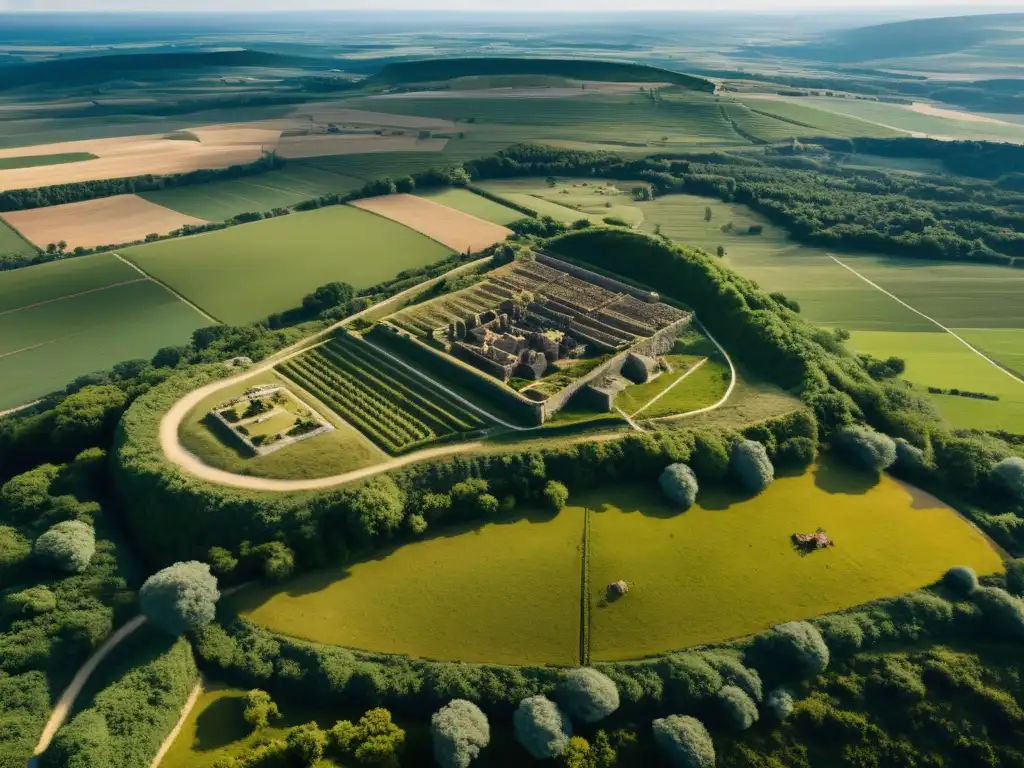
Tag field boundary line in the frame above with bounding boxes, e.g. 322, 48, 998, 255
579, 506, 592, 667
0, 399, 41, 419
615, 406, 645, 432
631, 357, 709, 418
827, 253, 1024, 387
150, 676, 204, 768
112, 252, 221, 325
649, 319, 737, 423
0, 278, 148, 316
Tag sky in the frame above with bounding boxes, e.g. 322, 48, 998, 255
2, 0, 1023, 10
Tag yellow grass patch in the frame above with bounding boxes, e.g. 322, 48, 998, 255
1, 194, 210, 250
351, 193, 512, 253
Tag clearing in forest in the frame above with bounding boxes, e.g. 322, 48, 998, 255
1, 194, 210, 251
350, 193, 512, 253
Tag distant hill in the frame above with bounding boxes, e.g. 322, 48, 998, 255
0, 49, 329, 89
751, 13, 1024, 64
366, 57, 714, 91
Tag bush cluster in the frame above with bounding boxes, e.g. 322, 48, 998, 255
513, 696, 572, 759
139, 561, 220, 636
729, 440, 774, 494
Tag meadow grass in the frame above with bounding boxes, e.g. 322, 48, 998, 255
121, 206, 453, 324
0, 251, 135, 312
140, 166, 365, 221
847, 330, 1024, 432
586, 462, 1003, 661
0, 218, 37, 259
734, 98, 907, 138
624, 358, 732, 420
231, 507, 584, 666
478, 177, 643, 224
178, 371, 384, 481
415, 187, 524, 225
0, 151, 97, 170
0, 279, 208, 409
957, 329, 1024, 378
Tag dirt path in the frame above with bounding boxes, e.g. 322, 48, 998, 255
631, 357, 708, 418
149, 677, 204, 768
648, 322, 738, 424
0, 399, 41, 419
827, 254, 1024, 387
33, 615, 147, 756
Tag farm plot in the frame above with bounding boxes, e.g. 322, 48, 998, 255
275, 133, 447, 159
293, 152, 451, 182
0, 218, 35, 260
586, 464, 1002, 661
230, 506, 583, 666
478, 177, 644, 225
350, 194, 512, 253
958, 329, 1024, 378
734, 98, 907, 139
140, 165, 365, 221
1, 194, 210, 251
120, 205, 453, 324
0, 152, 97, 170
0, 268, 208, 410
277, 333, 489, 454
415, 187, 525, 225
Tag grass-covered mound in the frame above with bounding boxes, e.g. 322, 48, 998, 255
367, 57, 713, 91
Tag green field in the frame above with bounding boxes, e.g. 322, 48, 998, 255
586, 465, 1003, 661
959, 329, 1024, 378
414, 187, 523, 225
179, 370, 383, 481
0, 251, 135, 312
0, 277, 208, 409
294, 152, 452, 182
140, 165, 365, 221
620, 357, 732, 420
231, 506, 584, 666
0, 218, 36, 259
278, 333, 488, 454
478, 178, 643, 225
733, 98, 907, 139
0, 151, 98, 170
120, 206, 454, 324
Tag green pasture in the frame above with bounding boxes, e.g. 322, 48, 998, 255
414, 187, 523, 225
231, 506, 584, 666
734, 98, 906, 139
0, 151, 97, 170
478, 178, 643, 224
120, 206, 453, 324
0, 251, 137, 313
620, 358, 732, 420
847, 330, 1024, 432
586, 464, 1003, 661
0, 279, 207, 409
179, 371, 383, 481
958, 329, 1024, 378
140, 166, 365, 221
162, 685, 347, 768
294, 152, 449, 182
0, 218, 37, 259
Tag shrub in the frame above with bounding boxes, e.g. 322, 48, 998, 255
543, 480, 569, 511
286, 722, 327, 766
477, 493, 500, 515
331, 708, 405, 765
252, 542, 295, 582
833, 426, 897, 472
716, 685, 758, 731
347, 477, 406, 543
451, 478, 489, 512
703, 653, 762, 702
407, 513, 428, 535
730, 440, 774, 494
431, 699, 490, 768
34, 519, 95, 573
651, 715, 714, 768
814, 614, 864, 658
140, 561, 220, 636
0, 525, 31, 572
1006, 558, 1024, 596
943, 566, 979, 596
894, 438, 929, 475
2, 585, 57, 616
765, 688, 794, 721
992, 457, 1024, 502
754, 621, 830, 679
690, 431, 729, 482
664, 654, 722, 710
774, 436, 817, 471
973, 586, 1024, 638
557, 668, 620, 724
513, 696, 572, 760
243, 689, 280, 731
659, 464, 699, 510
207, 546, 238, 579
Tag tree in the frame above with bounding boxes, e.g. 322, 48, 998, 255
561, 737, 591, 768
514, 696, 572, 760
251, 541, 294, 582
659, 463, 699, 510
973, 586, 1024, 638
547, 177, 558, 188
243, 689, 280, 731
139, 561, 220, 636
557, 668, 620, 724
51, 385, 128, 453
207, 546, 238, 579
775, 437, 817, 471
943, 565, 979, 596
543, 480, 569, 512
765, 688, 794, 721
704, 206, 713, 222
331, 708, 405, 766
346, 477, 406, 544
651, 715, 714, 768
716, 245, 725, 258
43, 709, 112, 768
477, 493, 500, 516
34, 519, 95, 573
0, 525, 31, 573
755, 621, 830, 679
152, 345, 189, 369
729, 440, 774, 494
992, 457, 1024, 502
834, 425, 897, 472
716, 685, 758, 731
431, 699, 490, 768
287, 722, 327, 766
302, 282, 355, 315
2, 585, 56, 616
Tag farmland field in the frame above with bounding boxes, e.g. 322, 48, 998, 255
0, 151, 97, 169
732, 98, 907, 139
415, 187, 524, 225
0, 274, 208, 409
478, 177, 643, 225
293, 152, 453, 182
586, 464, 1003, 661
140, 165, 366, 221
120, 205, 454, 324
277, 333, 489, 454
179, 370, 383, 481
959, 329, 1024, 377
351, 193, 512, 253
230, 506, 584, 666
0, 218, 37, 259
